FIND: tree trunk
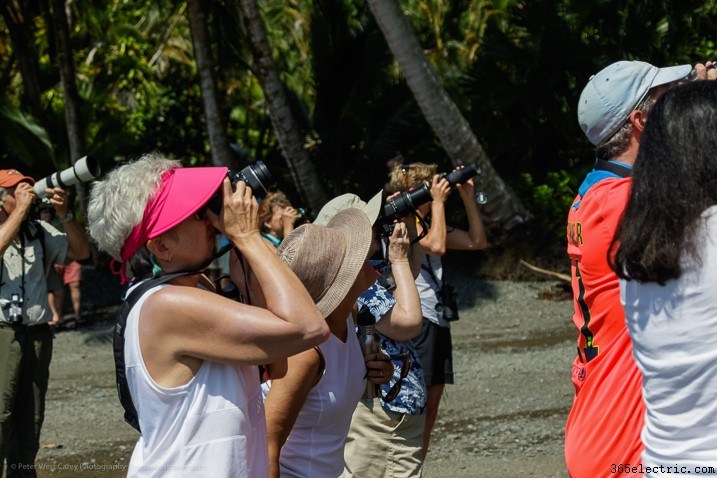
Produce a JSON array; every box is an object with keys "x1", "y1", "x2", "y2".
[
  {"x1": 235, "y1": 0, "x2": 328, "y2": 211},
  {"x1": 49, "y1": 0, "x2": 101, "y2": 263},
  {"x1": 3, "y1": 0, "x2": 43, "y2": 119},
  {"x1": 50, "y1": 0, "x2": 86, "y2": 199},
  {"x1": 186, "y1": 0, "x2": 236, "y2": 169},
  {"x1": 367, "y1": 0, "x2": 529, "y2": 228}
]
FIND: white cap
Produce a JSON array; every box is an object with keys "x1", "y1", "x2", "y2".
[{"x1": 578, "y1": 60, "x2": 691, "y2": 145}]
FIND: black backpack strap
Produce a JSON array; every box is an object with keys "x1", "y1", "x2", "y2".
[
  {"x1": 594, "y1": 158, "x2": 632, "y2": 178},
  {"x1": 113, "y1": 271, "x2": 199, "y2": 432}
]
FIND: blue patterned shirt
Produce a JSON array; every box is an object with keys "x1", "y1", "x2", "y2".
[{"x1": 357, "y1": 282, "x2": 427, "y2": 415}]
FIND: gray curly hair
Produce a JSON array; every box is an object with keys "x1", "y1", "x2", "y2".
[{"x1": 87, "y1": 153, "x2": 181, "y2": 261}]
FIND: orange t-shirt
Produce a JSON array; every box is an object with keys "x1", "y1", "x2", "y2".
[{"x1": 565, "y1": 175, "x2": 644, "y2": 477}]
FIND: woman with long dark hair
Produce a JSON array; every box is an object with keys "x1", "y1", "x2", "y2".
[{"x1": 613, "y1": 80, "x2": 717, "y2": 472}]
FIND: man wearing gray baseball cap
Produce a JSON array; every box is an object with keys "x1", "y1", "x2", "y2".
[{"x1": 565, "y1": 60, "x2": 716, "y2": 478}]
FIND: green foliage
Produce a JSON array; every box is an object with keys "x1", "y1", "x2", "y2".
[
  {"x1": 516, "y1": 170, "x2": 577, "y2": 240},
  {"x1": 2, "y1": 0, "x2": 717, "y2": 249}
]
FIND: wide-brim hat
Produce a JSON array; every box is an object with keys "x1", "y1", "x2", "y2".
[
  {"x1": 313, "y1": 190, "x2": 383, "y2": 226},
  {"x1": 578, "y1": 60, "x2": 692, "y2": 146},
  {"x1": 0, "y1": 169, "x2": 35, "y2": 187},
  {"x1": 278, "y1": 208, "x2": 372, "y2": 318}
]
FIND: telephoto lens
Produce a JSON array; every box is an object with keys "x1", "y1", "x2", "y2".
[
  {"x1": 380, "y1": 184, "x2": 433, "y2": 224},
  {"x1": 440, "y1": 165, "x2": 478, "y2": 187},
  {"x1": 207, "y1": 161, "x2": 277, "y2": 214}
]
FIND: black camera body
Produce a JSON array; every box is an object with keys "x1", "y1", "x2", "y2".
[
  {"x1": 436, "y1": 282, "x2": 460, "y2": 321},
  {"x1": 208, "y1": 161, "x2": 276, "y2": 215}
]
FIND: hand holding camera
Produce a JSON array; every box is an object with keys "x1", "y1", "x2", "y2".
[
  {"x1": 13, "y1": 182, "x2": 37, "y2": 219},
  {"x1": 281, "y1": 206, "x2": 300, "y2": 228},
  {"x1": 387, "y1": 222, "x2": 409, "y2": 265},
  {"x1": 44, "y1": 187, "x2": 70, "y2": 220},
  {"x1": 429, "y1": 174, "x2": 451, "y2": 205},
  {"x1": 216, "y1": 179, "x2": 260, "y2": 247}
]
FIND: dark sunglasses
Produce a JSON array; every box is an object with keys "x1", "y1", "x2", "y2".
[
  {"x1": 193, "y1": 204, "x2": 208, "y2": 221},
  {"x1": 380, "y1": 353, "x2": 410, "y2": 403}
]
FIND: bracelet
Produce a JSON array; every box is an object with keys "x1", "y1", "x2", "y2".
[{"x1": 60, "y1": 211, "x2": 74, "y2": 224}]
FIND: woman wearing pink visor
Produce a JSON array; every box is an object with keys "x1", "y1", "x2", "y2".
[{"x1": 87, "y1": 153, "x2": 329, "y2": 477}]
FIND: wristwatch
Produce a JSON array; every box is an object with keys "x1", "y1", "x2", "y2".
[{"x1": 60, "y1": 211, "x2": 74, "y2": 224}]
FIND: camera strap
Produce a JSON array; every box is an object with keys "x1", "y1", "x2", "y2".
[
  {"x1": 594, "y1": 159, "x2": 632, "y2": 178},
  {"x1": 421, "y1": 254, "x2": 442, "y2": 288},
  {"x1": 113, "y1": 271, "x2": 201, "y2": 433}
]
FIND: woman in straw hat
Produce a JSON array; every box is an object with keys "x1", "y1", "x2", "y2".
[
  {"x1": 87, "y1": 153, "x2": 329, "y2": 477},
  {"x1": 262, "y1": 207, "x2": 393, "y2": 478},
  {"x1": 313, "y1": 191, "x2": 428, "y2": 477}
]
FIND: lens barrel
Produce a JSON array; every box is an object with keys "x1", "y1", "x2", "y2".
[{"x1": 207, "y1": 161, "x2": 277, "y2": 214}]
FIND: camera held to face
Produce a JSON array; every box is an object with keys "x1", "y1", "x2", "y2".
[
  {"x1": 207, "y1": 161, "x2": 277, "y2": 215},
  {"x1": 1, "y1": 294, "x2": 24, "y2": 325}
]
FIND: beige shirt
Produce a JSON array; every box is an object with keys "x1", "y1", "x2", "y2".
[{"x1": 0, "y1": 220, "x2": 68, "y2": 325}]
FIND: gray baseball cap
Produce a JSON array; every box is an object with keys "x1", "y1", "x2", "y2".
[{"x1": 578, "y1": 60, "x2": 692, "y2": 146}]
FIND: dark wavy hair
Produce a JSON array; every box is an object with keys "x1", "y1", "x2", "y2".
[{"x1": 612, "y1": 80, "x2": 717, "y2": 284}]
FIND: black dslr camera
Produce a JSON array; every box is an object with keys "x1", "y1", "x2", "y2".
[{"x1": 208, "y1": 161, "x2": 277, "y2": 214}]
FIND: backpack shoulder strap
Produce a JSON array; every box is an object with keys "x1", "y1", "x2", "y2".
[{"x1": 113, "y1": 271, "x2": 197, "y2": 432}]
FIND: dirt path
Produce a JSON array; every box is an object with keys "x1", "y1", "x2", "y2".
[{"x1": 32, "y1": 277, "x2": 574, "y2": 477}]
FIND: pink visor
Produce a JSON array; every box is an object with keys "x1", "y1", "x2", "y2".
[{"x1": 120, "y1": 166, "x2": 227, "y2": 263}]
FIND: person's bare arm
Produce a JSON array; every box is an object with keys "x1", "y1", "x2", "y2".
[
  {"x1": 0, "y1": 183, "x2": 35, "y2": 256},
  {"x1": 46, "y1": 187, "x2": 90, "y2": 262},
  {"x1": 263, "y1": 349, "x2": 322, "y2": 478},
  {"x1": 142, "y1": 180, "x2": 328, "y2": 372},
  {"x1": 445, "y1": 178, "x2": 489, "y2": 251},
  {"x1": 375, "y1": 223, "x2": 422, "y2": 341},
  {"x1": 417, "y1": 175, "x2": 450, "y2": 256}
]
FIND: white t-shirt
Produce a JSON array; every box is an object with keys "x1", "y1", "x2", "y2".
[
  {"x1": 125, "y1": 284, "x2": 268, "y2": 477},
  {"x1": 262, "y1": 315, "x2": 365, "y2": 478},
  {"x1": 621, "y1": 206, "x2": 717, "y2": 476},
  {"x1": 416, "y1": 253, "x2": 449, "y2": 327}
]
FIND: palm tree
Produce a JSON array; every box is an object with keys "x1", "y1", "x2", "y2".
[
  {"x1": 186, "y1": 0, "x2": 236, "y2": 168},
  {"x1": 235, "y1": 0, "x2": 328, "y2": 211},
  {"x1": 49, "y1": 0, "x2": 88, "y2": 203},
  {"x1": 366, "y1": 0, "x2": 528, "y2": 228},
  {"x1": 2, "y1": 0, "x2": 43, "y2": 119}
]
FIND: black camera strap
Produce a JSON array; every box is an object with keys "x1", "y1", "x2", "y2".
[
  {"x1": 421, "y1": 254, "x2": 442, "y2": 288},
  {"x1": 114, "y1": 271, "x2": 200, "y2": 432},
  {"x1": 594, "y1": 158, "x2": 632, "y2": 178}
]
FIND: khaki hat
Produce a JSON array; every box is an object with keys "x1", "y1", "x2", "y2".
[
  {"x1": 313, "y1": 190, "x2": 383, "y2": 226},
  {"x1": 0, "y1": 169, "x2": 35, "y2": 188},
  {"x1": 279, "y1": 208, "x2": 372, "y2": 317}
]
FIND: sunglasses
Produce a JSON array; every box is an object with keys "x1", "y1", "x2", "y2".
[
  {"x1": 379, "y1": 353, "x2": 410, "y2": 403},
  {"x1": 401, "y1": 165, "x2": 411, "y2": 190},
  {"x1": 193, "y1": 204, "x2": 208, "y2": 221}
]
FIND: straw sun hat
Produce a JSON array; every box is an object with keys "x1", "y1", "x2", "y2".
[{"x1": 278, "y1": 208, "x2": 372, "y2": 318}]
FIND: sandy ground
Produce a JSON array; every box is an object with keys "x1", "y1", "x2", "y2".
[{"x1": 29, "y1": 273, "x2": 575, "y2": 477}]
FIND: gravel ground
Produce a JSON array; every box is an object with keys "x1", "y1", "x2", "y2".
[{"x1": 30, "y1": 268, "x2": 575, "y2": 477}]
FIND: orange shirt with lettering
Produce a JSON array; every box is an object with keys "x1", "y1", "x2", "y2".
[{"x1": 565, "y1": 175, "x2": 644, "y2": 477}]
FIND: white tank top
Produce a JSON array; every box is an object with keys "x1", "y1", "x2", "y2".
[
  {"x1": 125, "y1": 284, "x2": 268, "y2": 477},
  {"x1": 262, "y1": 315, "x2": 365, "y2": 478}
]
